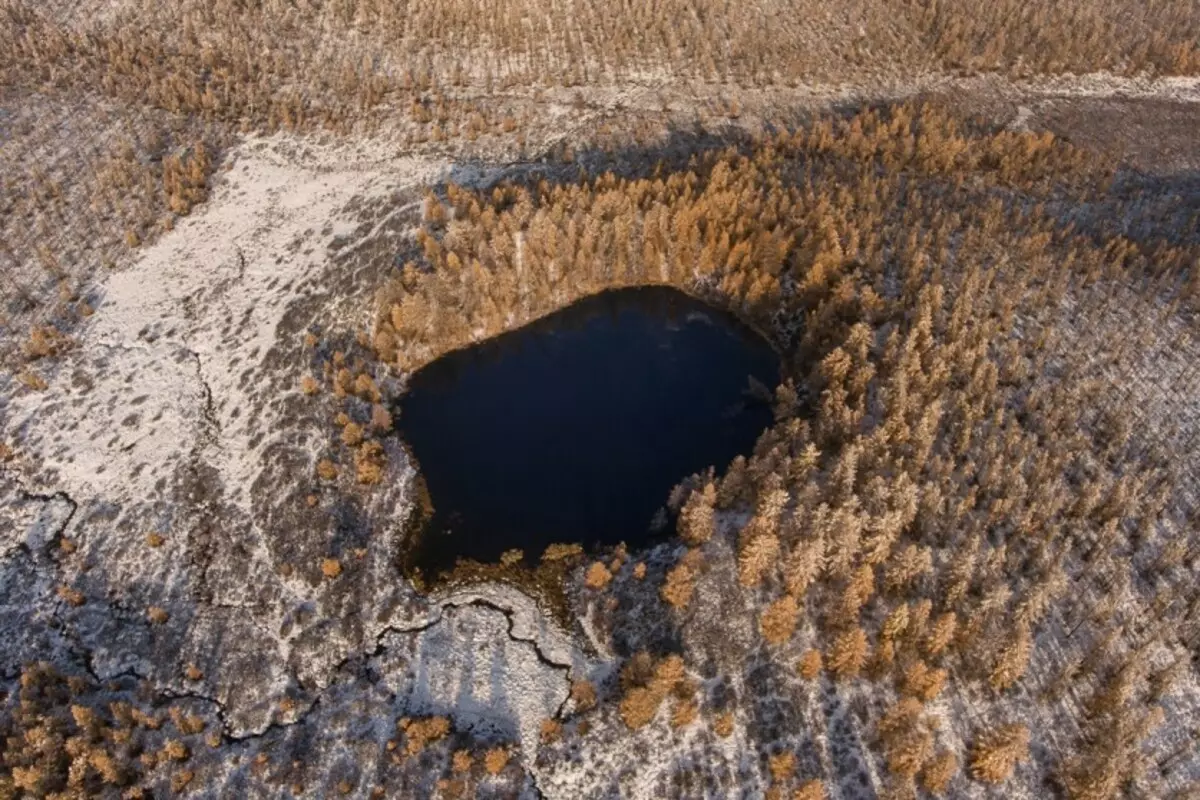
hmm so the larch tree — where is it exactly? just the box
[678,482,717,545]
[988,622,1032,692]
[760,595,801,645]
[826,627,869,681]
[969,723,1030,784]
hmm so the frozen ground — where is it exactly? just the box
[0,135,599,795]
[2,77,1200,797]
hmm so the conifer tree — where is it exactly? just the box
[988,622,1032,692]
[827,627,869,681]
[760,595,800,645]
[919,751,958,795]
[969,723,1029,784]
[678,482,717,545]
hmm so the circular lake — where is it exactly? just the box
[399,286,780,577]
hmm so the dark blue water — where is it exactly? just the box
[399,286,779,576]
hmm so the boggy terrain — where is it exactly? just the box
[2,2,1200,797]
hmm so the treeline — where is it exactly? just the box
[375,102,1189,372]
[376,102,1200,797]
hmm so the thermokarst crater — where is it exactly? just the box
[3,3,1200,799]
[400,286,780,579]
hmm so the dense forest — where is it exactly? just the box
[351,102,1200,797]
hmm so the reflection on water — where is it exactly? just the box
[399,286,780,577]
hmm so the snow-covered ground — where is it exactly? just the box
[0,135,605,795]
[2,77,1199,796]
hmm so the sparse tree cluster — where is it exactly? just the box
[0,663,211,797]
[617,653,697,731]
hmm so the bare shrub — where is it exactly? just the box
[18,370,48,391]
[56,585,85,607]
[24,325,71,359]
